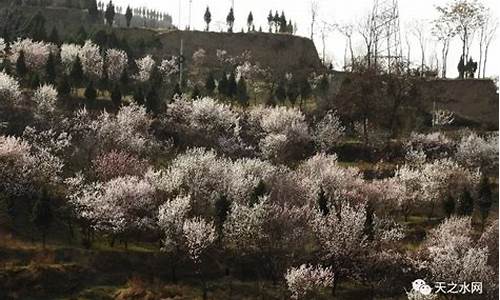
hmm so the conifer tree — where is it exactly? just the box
[70,56,84,87]
[49,27,60,45]
[204,6,212,31]
[16,50,27,79]
[227,71,237,98]
[104,1,116,27]
[442,194,456,217]
[111,84,122,107]
[125,5,133,27]
[267,10,274,32]
[226,8,235,33]
[57,76,71,96]
[205,72,215,95]
[237,77,249,106]
[247,11,254,32]
[84,81,97,100]
[31,189,53,249]
[477,176,492,230]
[456,188,474,216]
[218,72,228,96]
[45,53,57,84]
[275,81,286,104]
[317,187,329,216]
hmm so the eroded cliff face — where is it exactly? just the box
[154,30,323,78]
[418,79,499,129]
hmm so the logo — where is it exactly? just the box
[411,279,433,295]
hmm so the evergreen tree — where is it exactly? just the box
[133,85,145,104]
[88,0,99,21]
[457,55,465,79]
[273,11,279,32]
[236,77,249,106]
[48,26,60,45]
[204,6,212,31]
[120,69,129,87]
[111,84,122,107]
[218,72,228,96]
[27,11,47,41]
[227,71,237,98]
[287,80,299,106]
[250,180,266,207]
[226,7,234,32]
[275,81,286,104]
[318,74,329,95]
[299,79,312,108]
[214,194,231,234]
[267,10,273,32]
[146,87,160,114]
[31,189,53,249]
[70,56,84,86]
[30,73,40,89]
[205,72,216,95]
[226,8,235,33]
[57,76,71,96]
[191,85,201,99]
[104,1,116,27]
[45,52,57,84]
[279,11,287,33]
[317,187,329,216]
[125,5,133,27]
[16,50,27,79]
[171,83,181,98]
[287,20,294,34]
[442,194,456,217]
[247,11,254,32]
[477,176,492,229]
[75,26,88,44]
[456,188,474,216]
[84,81,97,100]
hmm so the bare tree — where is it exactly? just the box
[338,24,355,69]
[411,20,428,76]
[479,11,498,78]
[310,0,319,40]
[432,20,456,78]
[320,21,336,64]
[358,11,381,69]
[404,31,411,72]
[436,0,485,79]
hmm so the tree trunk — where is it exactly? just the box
[483,45,489,78]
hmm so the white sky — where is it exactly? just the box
[112,0,499,78]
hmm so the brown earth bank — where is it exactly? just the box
[152,30,323,78]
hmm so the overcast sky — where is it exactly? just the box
[112,0,499,78]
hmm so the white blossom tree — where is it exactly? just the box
[314,110,345,152]
[105,48,128,82]
[418,216,496,295]
[248,105,310,163]
[32,84,58,116]
[0,71,22,104]
[10,38,52,71]
[60,43,82,74]
[285,264,334,299]
[134,55,156,82]
[455,131,498,171]
[79,40,104,80]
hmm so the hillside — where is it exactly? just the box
[152,30,323,77]
[418,79,499,129]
